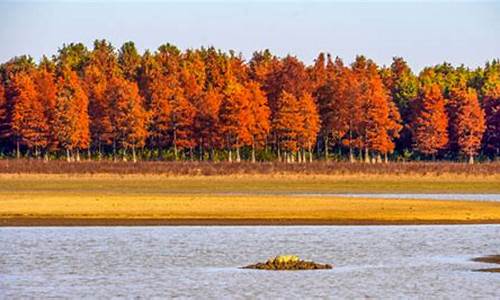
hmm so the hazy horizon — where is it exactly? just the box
[1,1,499,72]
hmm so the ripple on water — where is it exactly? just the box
[1,225,500,298]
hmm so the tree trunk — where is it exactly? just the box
[173,130,178,161]
[113,140,117,162]
[251,143,256,163]
[98,141,102,161]
[16,140,20,159]
[349,148,355,163]
[66,148,71,162]
[308,144,313,163]
[277,147,281,162]
[87,148,91,161]
[236,147,241,162]
[228,148,232,162]
[384,153,388,164]
[364,147,370,163]
[324,135,329,161]
[132,145,137,163]
[297,150,302,163]
[76,149,81,162]
[468,155,474,164]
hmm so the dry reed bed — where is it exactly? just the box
[0,160,499,176]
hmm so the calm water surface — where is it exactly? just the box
[1,226,500,299]
[218,193,500,201]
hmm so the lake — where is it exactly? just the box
[1,225,499,299]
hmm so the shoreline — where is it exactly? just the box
[3,217,500,227]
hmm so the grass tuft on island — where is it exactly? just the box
[242,255,333,271]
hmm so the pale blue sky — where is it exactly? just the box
[0,1,499,71]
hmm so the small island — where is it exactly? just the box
[472,255,500,273]
[242,255,333,271]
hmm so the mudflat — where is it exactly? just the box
[1,173,500,226]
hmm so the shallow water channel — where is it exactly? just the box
[1,225,499,298]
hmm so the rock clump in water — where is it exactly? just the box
[242,255,333,271]
[472,255,500,273]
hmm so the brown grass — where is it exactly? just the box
[0,159,499,176]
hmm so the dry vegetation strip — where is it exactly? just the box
[0,160,499,176]
[1,172,499,194]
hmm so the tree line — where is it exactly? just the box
[0,40,498,163]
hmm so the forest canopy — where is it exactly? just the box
[0,40,498,163]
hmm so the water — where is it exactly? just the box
[1,226,500,299]
[218,193,500,202]
[324,193,500,201]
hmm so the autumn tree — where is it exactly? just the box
[0,56,36,153]
[448,86,486,163]
[194,87,222,160]
[411,83,448,158]
[298,92,320,162]
[83,39,120,157]
[175,50,205,159]
[55,43,89,76]
[481,60,500,157]
[34,60,58,158]
[118,41,142,82]
[246,81,270,162]
[219,80,251,162]
[273,91,304,162]
[381,57,419,152]
[53,67,89,162]
[106,77,148,162]
[0,82,7,152]
[316,57,361,161]
[353,57,401,163]
[10,72,49,158]
[138,49,175,157]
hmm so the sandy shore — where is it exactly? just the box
[2,194,500,226]
[2,217,500,226]
[1,173,500,226]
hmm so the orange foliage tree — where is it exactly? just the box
[106,77,148,162]
[246,81,270,162]
[10,72,49,158]
[353,57,401,163]
[83,40,120,157]
[273,91,304,162]
[448,86,485,163]
[298,92,320,162]
[219,80,251,162]
[53,67,89,162]
[411,83,448,158]
[34,62,58,157]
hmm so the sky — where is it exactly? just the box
[0,1,499,72]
